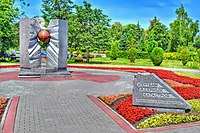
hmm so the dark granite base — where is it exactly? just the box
[18,68,71,78]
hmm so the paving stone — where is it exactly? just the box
[0,68,199,133]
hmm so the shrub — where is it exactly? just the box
[105,50,110,57]
[151,47,164,66]
[136,52,149,59]
[180,48,190,65]
[197,49,200,62]
[146,40,158,57]
[110,41,119,60]
[118,50,128,58]
[164,52,181,60]
[128,48,137,62]
[68,56,75,63]
[187,62,200,69]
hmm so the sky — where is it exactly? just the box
[19,0,200,29]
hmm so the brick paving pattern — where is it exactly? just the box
[0,68,200,133]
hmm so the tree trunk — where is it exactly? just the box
[86,47,90,63]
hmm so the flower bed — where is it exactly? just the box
[163,79,195,88]
[174,87,200,100]
[98,94,200,129]
[115,96,156,124]
[146,69,200,87]
[0,98,9,121]
[98,72,200,129]
[98,93,131,106]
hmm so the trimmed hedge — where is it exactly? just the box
[151,47,164,66]
[137,52,149,59]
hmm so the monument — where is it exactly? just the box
[132,73,191,113]
[19,18,71,78]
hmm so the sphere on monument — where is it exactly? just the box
[37,30,50,43]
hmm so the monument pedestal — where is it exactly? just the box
[18,68,71,78]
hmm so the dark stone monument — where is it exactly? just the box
[19,18,71,78]
[132,73,191,113]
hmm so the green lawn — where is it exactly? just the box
[174,72,200,79]
[88,57,200,70]
[1,57,200,70]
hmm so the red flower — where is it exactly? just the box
[115,96,156,124]
[173,87,200,100]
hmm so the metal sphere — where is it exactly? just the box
[37,30,50,43]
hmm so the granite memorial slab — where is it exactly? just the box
[132,73,191,113]
[19,18,70,78]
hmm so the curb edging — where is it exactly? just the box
[2,96,20,133]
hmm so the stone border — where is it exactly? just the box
[2,97,20,133]
[88,95,200,133]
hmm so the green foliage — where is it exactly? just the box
[169,5,199,52]
[137,99,200,129]
[174,71,200,79]
[68,56,75,63]
[151,47,164,66]
[68,1,111,63]
[197,49,200,62]
[41,0,74,24]
[110,41,119,60]
[164,52,181,60]
[136,52,149,59]
[128,48,137,62]
[187,62,200,69]
[180,48,190,65]
[137,113,200,129]
[145,40,158,57]
[188,99,200,113]
[118,50,128,58]
[120,23,144,51]
[0,0,22,53]
[145,17,170,51]
[110,22,123,41]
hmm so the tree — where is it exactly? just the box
[193,35,200,49]
[120,24,144,51]
[0,0,22,56]
[110,41,119,60]
[169,5,199,52]
[145,17,170,51]
[109,22,123,41]
[70,1,111,63]
[41,0,74,24]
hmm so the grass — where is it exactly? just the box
[88,57,200,69]
[174,72,200,79]
[1,57,200,70]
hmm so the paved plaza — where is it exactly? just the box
[0,67,200,133]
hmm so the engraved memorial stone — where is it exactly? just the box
[132,73,191,112]
[19,18,70,78]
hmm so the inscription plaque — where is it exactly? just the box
[132,73,191,112]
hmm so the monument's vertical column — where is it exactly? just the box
[46,19,59,68]
[58,20,68,69]
[20,18,31,69]
[29,19,41,67]
[20,18,41,69]
[47,19,68,69]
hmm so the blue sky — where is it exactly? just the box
[20,0,200,29]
